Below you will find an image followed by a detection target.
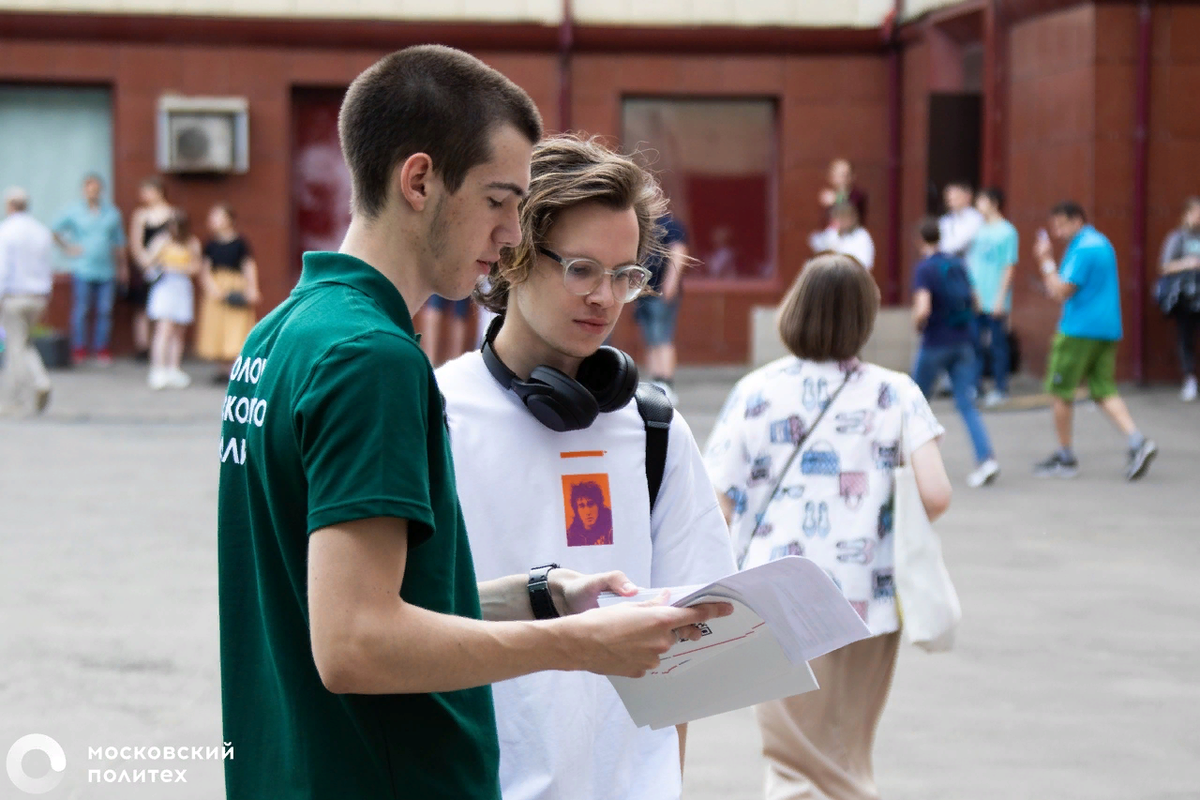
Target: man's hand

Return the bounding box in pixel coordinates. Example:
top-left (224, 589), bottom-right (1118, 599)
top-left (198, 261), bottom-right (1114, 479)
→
top-left (551, 569), bottom-right (638, 616)
top-left (565, 595), bottom-right (734, 678)
top-left (1033, 232), bottom-right (1053, 263)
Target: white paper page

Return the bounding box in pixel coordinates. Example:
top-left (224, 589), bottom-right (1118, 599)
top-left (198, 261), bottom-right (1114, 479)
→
top-left (599, 591), bottom-right (765, 676)
top-left (608, 626), bottom-right (819, 730)
top-left (676, 557), bottom-right (871, 665)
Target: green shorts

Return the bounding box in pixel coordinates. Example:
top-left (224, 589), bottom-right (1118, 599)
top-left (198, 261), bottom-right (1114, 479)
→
top-left (1044, 333), bottom-right (1119, 401)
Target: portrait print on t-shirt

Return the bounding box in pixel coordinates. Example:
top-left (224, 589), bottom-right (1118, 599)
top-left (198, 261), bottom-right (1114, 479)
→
top-left (562, 473), bottom-right (614, 547)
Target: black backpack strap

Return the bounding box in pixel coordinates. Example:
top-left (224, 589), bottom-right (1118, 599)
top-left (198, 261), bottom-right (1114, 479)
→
top-left (634, 383), bottom-right (674, 511)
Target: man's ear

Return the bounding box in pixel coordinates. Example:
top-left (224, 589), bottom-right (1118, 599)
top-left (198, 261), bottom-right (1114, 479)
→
top-left (395, 153), bottom-right (435, 212)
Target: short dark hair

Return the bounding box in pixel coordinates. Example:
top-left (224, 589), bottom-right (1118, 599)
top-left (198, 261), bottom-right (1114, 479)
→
top-left (946, 179), bottom-right (974, 193)
top-left (1184, 196), bottom-right (1200, 213)
top-left (1050, 200), bottom-right (1087, 222)
top-left (918, 215), bottom-right (941, 244)
top-left (777, 252), bottom-right (879, 362)
top-left (338, 45), bottom-right (543, 218)
top-left (979, 186), bottom-right (1004, 211)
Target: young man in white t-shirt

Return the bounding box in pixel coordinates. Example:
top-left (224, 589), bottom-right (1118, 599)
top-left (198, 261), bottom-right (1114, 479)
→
top-left (437, 134), bottom-right (737, 800)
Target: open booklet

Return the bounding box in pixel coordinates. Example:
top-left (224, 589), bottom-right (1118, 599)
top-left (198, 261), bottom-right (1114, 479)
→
top-left (597, 556), bottom-right (872, 729)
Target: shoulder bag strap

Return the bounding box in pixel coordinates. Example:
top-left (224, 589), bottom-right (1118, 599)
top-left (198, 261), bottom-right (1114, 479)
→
top-left (737, 367), bottom-right (856, 567)
top-left (635, 383), bottom-right (674, 511)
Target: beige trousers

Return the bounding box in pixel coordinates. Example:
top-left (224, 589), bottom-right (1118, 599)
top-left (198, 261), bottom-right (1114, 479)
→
top-left (755, 631), bottom-right (902, 800)
top-left (1, 294), bottom-right (51, 414)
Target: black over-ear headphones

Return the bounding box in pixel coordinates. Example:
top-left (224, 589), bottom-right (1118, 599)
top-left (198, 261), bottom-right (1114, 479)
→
top-left (480, 316), bottom-right (639, 432)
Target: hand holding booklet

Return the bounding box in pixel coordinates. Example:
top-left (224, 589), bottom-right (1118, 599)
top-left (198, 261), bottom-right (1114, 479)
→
top-left (597, 556), bottom-right (871, 729)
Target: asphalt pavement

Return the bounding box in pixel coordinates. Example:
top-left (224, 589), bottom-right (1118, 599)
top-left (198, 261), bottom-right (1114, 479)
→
top-left (1, 358), bottom-right (1197, 799)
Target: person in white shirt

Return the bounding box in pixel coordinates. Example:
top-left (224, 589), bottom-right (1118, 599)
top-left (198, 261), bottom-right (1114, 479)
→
top-left (809, 202), bottom-right (875, 270)
top-left (0, 187), bottom-right (55, 415)
top-left (938, 181), bottom-right (984, 258)
top-left (437, 134), bottom-right (737, 800)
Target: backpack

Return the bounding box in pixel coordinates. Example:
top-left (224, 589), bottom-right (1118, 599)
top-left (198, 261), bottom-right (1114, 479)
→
top-left (634, 383), bottom-right (673, 511)
top-left (935, 255), bottom-right (974, 329)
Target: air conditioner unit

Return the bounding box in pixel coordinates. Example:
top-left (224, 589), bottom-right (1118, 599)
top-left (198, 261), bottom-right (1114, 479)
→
top-left (157, 96), bottom-right (250, 174)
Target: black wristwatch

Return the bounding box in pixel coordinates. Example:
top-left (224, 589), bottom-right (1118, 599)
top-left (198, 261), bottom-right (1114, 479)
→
top-left (527, 563), bottom-right (561, 620)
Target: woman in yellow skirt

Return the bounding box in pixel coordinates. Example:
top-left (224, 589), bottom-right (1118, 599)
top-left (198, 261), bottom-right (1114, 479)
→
top-left (196, 203), bottom-right (259, 382)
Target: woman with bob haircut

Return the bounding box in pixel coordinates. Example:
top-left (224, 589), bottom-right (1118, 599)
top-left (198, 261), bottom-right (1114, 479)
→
top-left (705, 252), bottom-right (953, 800)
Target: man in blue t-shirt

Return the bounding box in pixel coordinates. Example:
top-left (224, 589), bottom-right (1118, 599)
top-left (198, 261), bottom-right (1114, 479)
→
top-left (1033, 201), bottom-right (1156, 481)
top-left (910, 217), bottom-right (1000, 488)
top-left (52, 174), bottom-right (127, 365)
top-left (966, 186), bottom-right (1019, 405)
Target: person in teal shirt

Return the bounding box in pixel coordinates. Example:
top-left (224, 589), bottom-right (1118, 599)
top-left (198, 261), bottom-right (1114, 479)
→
top-left (1032, 201), bottom-right (1156, 482)
top-left (52, 173), bottom-right (127, 364)
top-left (966, 186), bottom-right (1019, 405)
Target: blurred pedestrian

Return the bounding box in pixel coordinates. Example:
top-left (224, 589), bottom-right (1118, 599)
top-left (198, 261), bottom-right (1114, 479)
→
top-left (705, 252), bottom-right (952, 800)
top-left (635, 212), bottom-right (687, 401)
top-left (809, 202), bottom-right (874, 270)
top-left (1156, 196), bottom-right (1200, 402)
top-left (196, 203), bottom-right (259, 383)
top-left (938, 181), bottom-right (982, 258)
top-left (911, 217), bottom-right (1001, 488)
top-left (966, 186), bottom-right (1019, 406)
top-left (128, 176), bottom-right (175, 362)
top-left (1033, 201), bottom-right (1157, 480)
top-left (0, 187), bottom-right (54, 415)
top-left (52, 173), bottom-right (127, 365)
top-left (417, 296), bottom-right (471, 367)
top-left (145, 211), bottom-right (200, 390)
top-left (818, 158), bottom-right (867, 227)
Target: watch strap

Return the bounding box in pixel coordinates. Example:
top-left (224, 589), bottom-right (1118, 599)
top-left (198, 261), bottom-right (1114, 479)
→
top-left (528, 563), bottom-right (561, 620)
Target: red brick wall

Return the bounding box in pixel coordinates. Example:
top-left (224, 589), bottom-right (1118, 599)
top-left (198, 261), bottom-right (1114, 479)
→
top-left (1145, 3), bottom-right (1200, 382)
top-left (0, 41), bottom-right (557, 352)
top-left (1006, 3), bottom-right (1099, 380)
top-left (1004, 2), bottom-right (1193, 384)
top-left (900, 39), bottom-right (930, 303)
top-left (570, 53), bottom-right (891, 363)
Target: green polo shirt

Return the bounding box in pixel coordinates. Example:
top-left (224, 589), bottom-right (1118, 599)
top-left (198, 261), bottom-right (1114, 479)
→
top-left (217, 251), bottom-right (500, 800)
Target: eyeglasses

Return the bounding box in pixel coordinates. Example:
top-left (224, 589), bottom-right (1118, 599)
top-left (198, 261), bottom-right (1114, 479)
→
top-left (536, 246), bottom-right (651, 303)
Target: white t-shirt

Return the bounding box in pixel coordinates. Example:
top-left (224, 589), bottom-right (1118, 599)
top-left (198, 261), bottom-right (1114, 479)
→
top-left (809, 226), bottom-right (875, 270)
top-left (703, 357), bottom-right (943, 637)
top-left (0, 211), bottom-right (54, 296)
top-left (436, 352), bottom-right (737, 800)
top-left (939, 207), bottom-right (984, 257)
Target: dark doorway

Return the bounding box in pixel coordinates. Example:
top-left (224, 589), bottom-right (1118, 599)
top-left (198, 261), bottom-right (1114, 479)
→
top-left (926, 92), bottom-right (981, 213)
top-left (291, 88), bottom-right (350, 280)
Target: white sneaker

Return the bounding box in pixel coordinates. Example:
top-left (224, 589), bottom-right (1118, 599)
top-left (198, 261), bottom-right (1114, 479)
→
top-left (166, 368), bottom-right (192, 389)
top-left (1182, 375), bottom-right (1198, 402)
top-left (148, 368), bottom-right (169, 391)
top-left (983, 389), bottom-right (1007, 408)
top-left (967, 458), bottom-right (1001, 488)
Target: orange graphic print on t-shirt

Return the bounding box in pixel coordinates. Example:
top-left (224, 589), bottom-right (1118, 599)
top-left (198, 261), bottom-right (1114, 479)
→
top-left (561, 473), bottom-right (614, 547)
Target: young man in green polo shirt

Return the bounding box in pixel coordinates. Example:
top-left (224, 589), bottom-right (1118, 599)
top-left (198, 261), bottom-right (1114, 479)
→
top-left (217, 46), bottom-right (728, 800)
top-left (1032, 200), bottom-right (1157, 481)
